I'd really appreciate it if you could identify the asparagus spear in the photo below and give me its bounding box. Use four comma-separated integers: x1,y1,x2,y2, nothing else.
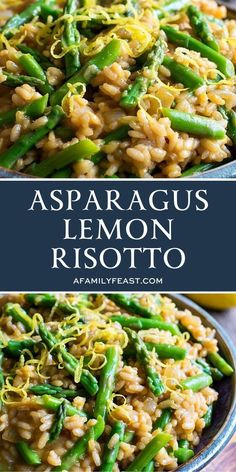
120,37,166,108
180,323,234,377
162,56,204,90
143,461,155,472
30,139,99,177
49,400,67,442
218,106,236,146
0,0,44,38
123,430,135,443
126,433,172,471
38,323,98,396
25,293,79,314
4,303,33,331
107,294,162,319
26,293,57,307
17,53,46,83
62,0,80,78
162,108,225,139
207,352,234,376
125,342,186,360
94,345,119,420
178,439,190,448
3,339,35,358
145,407,172,471
35,394,86,417
16,441,41,466
111,315,181,336
174,445,194,464
53,416,105,471
100,421,125,472
0,106,64,169
180,373,213,391
187,5,219,51
161,25,234,77
0,95,48,129
194,358,223,381
153,408,172,430
203,403,213,428
2,71,44,89
53,303,79,315
125,328,165,396
51,168,72,178
50,39,121,105
31,123,130,176
29,383,79,399
146,343,186,360
17,53,53,95
17,44,53,71
40,4,62,21
181,162,217,177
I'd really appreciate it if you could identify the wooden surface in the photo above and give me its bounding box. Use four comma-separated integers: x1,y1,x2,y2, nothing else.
202,307,236,471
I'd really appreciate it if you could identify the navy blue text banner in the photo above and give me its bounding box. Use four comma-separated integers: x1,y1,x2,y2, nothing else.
0,179,235,291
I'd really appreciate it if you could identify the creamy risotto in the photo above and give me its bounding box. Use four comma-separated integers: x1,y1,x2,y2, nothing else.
0,0,236,177
0,293,233,471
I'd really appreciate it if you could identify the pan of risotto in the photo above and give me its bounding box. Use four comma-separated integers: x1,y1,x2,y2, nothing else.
0,293,235,471
0,0,236,178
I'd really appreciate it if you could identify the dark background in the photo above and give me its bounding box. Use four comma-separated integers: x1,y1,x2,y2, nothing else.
0,179,235,291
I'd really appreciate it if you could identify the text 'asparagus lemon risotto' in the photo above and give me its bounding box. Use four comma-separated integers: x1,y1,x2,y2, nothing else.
0,293,234,470
0,0,236,177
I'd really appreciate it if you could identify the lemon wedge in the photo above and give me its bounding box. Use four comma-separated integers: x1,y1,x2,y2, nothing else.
187,294,236,310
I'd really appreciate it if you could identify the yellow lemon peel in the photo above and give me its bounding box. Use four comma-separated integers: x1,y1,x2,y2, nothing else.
138,93,163,114
74,355,84,382
87,352,107,370
108,394,132,422
82,21,152,58
25,344,50,379
163,375,183,392
1,376,30,405
61,83,86,116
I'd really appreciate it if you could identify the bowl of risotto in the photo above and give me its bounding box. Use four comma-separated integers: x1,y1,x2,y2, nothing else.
0,292,235,471
0,0,236,179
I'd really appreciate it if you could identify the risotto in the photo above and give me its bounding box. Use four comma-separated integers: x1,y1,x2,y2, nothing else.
0,0,236,178
0,293,234,471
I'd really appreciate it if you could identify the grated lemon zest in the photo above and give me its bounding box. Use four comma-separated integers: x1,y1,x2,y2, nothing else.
1,376,30,405
26,312,43,337
25,344,50,379
74,355,84,383
204,68,224,83
87,352,107,371
59,312,83,332
61,83,86,116
163,375,183,393
82,21,152,58
138,93,163,114
50,336,77,354
108,393,131,421
155,72,189,92
0,33,13,52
